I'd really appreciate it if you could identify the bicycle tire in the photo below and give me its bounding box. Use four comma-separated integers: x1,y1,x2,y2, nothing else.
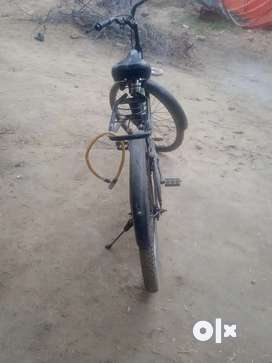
110,80,188,152
129,138,159,292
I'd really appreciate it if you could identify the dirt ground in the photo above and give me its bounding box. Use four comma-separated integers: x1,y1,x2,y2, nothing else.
1,1,272,363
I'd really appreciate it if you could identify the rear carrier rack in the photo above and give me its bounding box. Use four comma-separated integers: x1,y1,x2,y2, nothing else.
110,93,148,133
109,131,150,142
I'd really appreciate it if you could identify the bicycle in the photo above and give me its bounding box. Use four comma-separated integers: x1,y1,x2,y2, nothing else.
89,0,188,292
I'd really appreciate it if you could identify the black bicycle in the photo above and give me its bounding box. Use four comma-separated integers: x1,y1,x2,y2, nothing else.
94,0,188,292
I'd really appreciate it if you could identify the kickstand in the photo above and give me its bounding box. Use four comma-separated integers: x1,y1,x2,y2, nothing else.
105,219,133,250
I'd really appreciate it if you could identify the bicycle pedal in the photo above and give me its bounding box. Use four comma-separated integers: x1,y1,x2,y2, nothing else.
164,178,181,187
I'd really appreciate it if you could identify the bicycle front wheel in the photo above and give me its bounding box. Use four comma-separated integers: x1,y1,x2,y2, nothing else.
129,138,159,292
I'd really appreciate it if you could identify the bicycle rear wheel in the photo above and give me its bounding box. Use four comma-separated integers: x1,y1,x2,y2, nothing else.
110,80,188,152
129,138,159,292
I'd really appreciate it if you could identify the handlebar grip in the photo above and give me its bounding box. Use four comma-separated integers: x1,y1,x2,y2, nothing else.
95,18,114,31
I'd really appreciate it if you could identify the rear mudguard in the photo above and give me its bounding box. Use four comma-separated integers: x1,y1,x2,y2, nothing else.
129,138,154,250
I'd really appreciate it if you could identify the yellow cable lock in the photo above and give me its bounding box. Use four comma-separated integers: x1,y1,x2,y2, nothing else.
85,132,126,189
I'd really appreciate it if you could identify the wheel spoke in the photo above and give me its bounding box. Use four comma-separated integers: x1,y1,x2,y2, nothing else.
152,116,173,122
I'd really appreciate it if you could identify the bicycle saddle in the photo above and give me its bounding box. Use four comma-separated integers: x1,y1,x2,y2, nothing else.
112,50,151,82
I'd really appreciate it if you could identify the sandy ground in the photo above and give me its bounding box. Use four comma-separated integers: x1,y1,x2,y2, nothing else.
1,2,272,362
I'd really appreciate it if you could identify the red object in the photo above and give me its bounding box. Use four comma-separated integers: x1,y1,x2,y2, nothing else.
222,0,272,28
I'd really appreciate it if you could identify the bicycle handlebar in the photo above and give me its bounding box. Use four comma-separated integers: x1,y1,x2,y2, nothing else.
94,0,147,31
